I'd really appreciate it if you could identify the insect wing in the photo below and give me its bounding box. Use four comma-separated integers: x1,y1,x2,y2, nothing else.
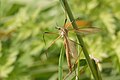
74,27,100,35
68,39,78,59
64,20,91,28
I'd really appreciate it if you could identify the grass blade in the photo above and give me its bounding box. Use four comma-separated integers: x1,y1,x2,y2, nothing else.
58,46,64,80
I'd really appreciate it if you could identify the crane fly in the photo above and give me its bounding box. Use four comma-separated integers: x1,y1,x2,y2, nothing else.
44,19,100,72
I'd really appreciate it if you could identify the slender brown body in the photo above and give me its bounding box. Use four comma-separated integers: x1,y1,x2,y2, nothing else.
59,28,72,72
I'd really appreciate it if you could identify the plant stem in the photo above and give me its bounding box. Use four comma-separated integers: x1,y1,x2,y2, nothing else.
60,0,102,80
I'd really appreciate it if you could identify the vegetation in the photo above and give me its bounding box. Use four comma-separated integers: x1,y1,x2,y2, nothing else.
0,0,120,80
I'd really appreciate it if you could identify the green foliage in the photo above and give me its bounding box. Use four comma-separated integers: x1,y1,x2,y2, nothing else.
0,0,120,80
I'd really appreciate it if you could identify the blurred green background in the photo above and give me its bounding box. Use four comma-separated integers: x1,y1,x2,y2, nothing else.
0,0,120,80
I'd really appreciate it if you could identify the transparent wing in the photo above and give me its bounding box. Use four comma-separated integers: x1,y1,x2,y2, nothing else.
68,39,78,59
68,27,101,35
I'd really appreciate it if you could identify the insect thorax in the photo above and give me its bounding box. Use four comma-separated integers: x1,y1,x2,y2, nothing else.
59,28,68,37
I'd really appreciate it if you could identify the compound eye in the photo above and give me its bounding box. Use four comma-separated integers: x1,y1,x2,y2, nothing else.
58,28,61,30
55,27,61,30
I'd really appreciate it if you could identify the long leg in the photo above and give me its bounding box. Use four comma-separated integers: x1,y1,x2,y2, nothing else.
63,10,77,28
69,39,81,47
64,17,67,28
45,35,61,53
63,9,68,28
43,32,59,45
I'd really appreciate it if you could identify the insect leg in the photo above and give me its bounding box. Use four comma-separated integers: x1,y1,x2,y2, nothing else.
43,32,59,45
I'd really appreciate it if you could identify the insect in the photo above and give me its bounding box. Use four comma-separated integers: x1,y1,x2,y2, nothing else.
43,18,100,72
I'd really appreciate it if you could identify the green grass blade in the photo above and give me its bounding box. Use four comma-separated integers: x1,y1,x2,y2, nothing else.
58,46,64,80
59,0,102,80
